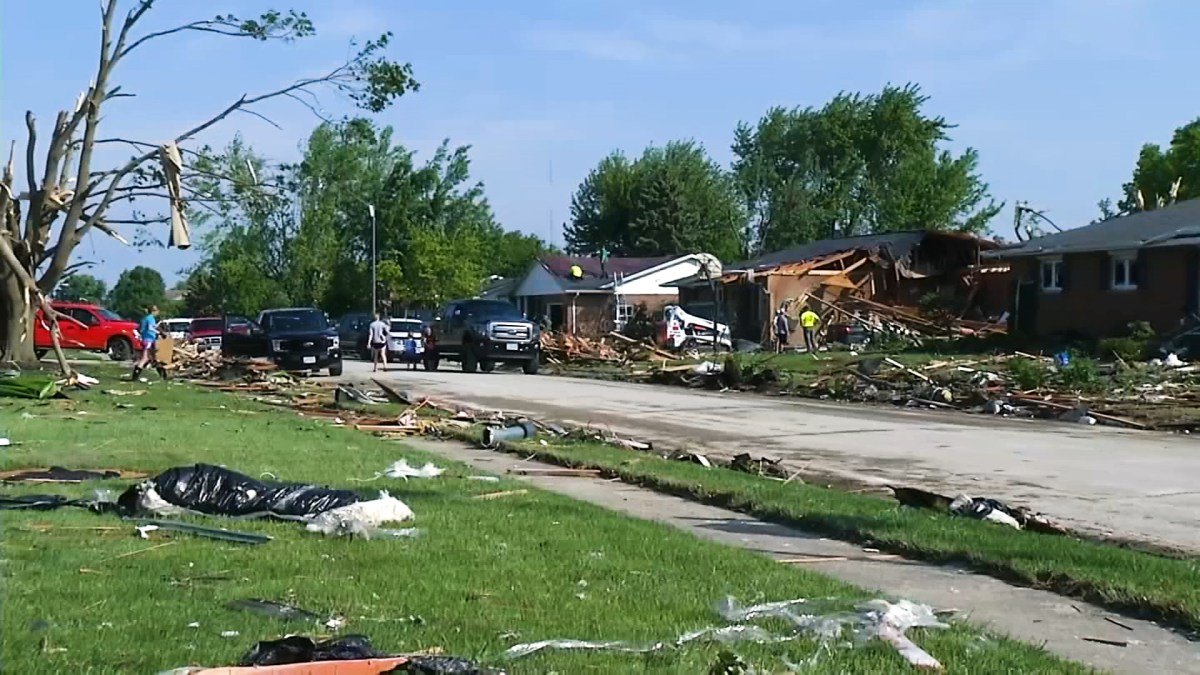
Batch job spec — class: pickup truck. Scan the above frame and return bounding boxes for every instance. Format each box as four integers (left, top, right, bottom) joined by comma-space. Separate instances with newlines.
34, 301, 142, 361
423, 299, 540, 374
221, 307, 343, 376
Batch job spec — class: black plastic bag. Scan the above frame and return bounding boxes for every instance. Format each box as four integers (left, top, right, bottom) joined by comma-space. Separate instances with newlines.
239, 635, 383, 666
120, 464, 361, 518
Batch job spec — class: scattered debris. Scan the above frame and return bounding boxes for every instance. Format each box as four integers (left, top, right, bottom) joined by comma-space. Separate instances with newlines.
890, 486, 1067, 535
474, 489, 528, 501
505, 595, 949, 671
483, 421, 537, 447
381, 459, 445, 480
0, 467, 147, 483
133, 519, 271, 545
508, 468, 600, 478
227, 599, 323, 623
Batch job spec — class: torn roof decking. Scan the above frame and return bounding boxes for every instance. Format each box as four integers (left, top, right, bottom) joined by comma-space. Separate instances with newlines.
988, 197, 1200, 258
667, 231, 995, 288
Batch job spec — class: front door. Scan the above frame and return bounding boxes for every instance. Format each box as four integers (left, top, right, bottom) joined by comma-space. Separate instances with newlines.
1013, 280, 1039, 335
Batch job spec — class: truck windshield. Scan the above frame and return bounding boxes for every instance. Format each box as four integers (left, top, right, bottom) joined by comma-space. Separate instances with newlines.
262, 310, 327, 332
462, 301, 523, 320
96, 308, 124, 321
190, 318, 223, 333
390, 320, 422, 332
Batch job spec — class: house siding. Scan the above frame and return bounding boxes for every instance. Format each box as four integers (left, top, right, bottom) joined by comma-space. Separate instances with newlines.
1015, 247, 1192, 337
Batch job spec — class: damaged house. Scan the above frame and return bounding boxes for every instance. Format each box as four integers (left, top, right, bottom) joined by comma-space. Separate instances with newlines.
513, 253, 718, 335
670, 231, 1008, 343
988, 198, 1200, 338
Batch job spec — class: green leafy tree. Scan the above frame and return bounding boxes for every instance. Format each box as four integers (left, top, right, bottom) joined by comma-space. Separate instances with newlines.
189, 118, 550, 317
109, 265, 166, 319
732, 83, 1000, 253
0, 2, 416, 368
565, 141, 746, 260
1112, 118, 1199, 214
54, 274, 108, 303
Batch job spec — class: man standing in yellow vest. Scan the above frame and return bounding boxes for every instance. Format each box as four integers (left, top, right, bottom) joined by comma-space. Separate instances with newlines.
799, 306, 821, 356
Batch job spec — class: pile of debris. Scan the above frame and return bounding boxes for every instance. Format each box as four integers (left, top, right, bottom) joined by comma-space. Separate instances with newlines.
807, 352, 1164, 429
540, 330, 679, 365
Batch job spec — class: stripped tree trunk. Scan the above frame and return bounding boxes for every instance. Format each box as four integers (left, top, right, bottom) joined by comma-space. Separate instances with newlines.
0, 272, 37, 368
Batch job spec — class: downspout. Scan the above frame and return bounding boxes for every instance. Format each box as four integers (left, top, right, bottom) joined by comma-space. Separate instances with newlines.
571, 293, 578, 335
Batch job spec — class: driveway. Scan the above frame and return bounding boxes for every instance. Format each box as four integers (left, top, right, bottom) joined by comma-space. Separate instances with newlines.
341, 360, 1200, 552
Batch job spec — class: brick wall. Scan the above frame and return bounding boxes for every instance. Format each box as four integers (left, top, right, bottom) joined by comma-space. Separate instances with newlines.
554, 293, 676, 336
1014, 247, 1193, 338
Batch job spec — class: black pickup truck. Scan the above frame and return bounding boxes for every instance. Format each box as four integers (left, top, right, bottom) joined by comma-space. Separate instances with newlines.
222, 307, 343, 376
423, 299, 540, 374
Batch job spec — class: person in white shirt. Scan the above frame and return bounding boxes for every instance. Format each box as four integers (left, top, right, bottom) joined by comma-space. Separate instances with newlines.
367, 313, 390, 372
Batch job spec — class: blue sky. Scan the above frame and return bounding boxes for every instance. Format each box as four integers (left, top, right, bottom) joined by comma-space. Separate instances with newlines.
3, 0, 1197, 286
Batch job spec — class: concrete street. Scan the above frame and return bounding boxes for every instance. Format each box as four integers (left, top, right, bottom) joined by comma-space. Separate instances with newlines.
343, 360, 1200, 553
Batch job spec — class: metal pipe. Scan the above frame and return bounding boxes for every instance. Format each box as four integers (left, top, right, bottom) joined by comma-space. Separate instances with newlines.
482, 421, 537, 447
369, 204, 377, 313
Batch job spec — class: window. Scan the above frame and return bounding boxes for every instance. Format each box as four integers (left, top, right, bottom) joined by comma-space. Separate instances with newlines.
1040, 257, 1063, 292
1111, 253, 1139, 290
68, 308, 100, 326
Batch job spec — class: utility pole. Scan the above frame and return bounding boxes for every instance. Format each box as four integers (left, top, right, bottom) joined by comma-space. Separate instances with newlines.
368, 204, 377, 314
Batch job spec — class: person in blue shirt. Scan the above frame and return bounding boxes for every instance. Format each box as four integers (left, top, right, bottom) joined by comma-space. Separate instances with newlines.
131, 305, 167, 380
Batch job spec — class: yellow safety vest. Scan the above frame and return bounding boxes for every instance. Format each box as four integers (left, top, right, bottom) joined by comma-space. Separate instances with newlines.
800, 311, 819, 328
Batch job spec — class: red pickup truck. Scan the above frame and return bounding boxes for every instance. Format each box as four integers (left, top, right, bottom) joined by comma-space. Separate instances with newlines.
34, 301, 143, 361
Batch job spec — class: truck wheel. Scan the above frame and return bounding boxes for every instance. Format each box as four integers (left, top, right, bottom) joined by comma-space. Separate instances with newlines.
328, 362, 343, 377
35, 349, 47, 360
461, 349, 478, 374
522, 357, 540, 375
480, 359, 495, 373
108, 337, 133, 362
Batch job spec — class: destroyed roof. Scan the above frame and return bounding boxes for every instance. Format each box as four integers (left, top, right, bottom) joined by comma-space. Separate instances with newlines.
733, 230, 993, 272
988, 198, 1200, 258
477, 277, 518, 299
540, 254, 674, 279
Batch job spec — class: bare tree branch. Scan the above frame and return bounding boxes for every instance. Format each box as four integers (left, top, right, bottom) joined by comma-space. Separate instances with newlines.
22, 113, 37, 197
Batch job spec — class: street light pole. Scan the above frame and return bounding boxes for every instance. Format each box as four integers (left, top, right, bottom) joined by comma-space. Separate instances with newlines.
368, 204, 377, 314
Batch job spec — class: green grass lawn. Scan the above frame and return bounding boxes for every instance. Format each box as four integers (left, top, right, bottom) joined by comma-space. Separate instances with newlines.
0, 374, 1090, 673
471, 433, 1200, 637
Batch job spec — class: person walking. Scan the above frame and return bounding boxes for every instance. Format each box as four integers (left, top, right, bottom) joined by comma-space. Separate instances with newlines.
367, 313, 390, 373
131, 305, 167, 380
799, 306, 822, 357
773, 308, 790, 354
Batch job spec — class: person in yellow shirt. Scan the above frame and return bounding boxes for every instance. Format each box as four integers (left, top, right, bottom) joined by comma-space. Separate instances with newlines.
799, 307, 821, 356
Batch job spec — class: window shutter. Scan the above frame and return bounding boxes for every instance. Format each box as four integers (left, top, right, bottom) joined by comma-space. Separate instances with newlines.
1060, 258, 1070, 291
1131, 252, 1143, 287
1100, 254, 1111, 290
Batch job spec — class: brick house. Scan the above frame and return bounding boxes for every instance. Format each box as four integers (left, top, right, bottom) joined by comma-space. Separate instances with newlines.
513, 253, 717, 335
987, 198, 1200, 338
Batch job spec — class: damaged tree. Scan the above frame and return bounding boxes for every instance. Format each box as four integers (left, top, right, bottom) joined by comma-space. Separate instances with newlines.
0, 0, 418, 369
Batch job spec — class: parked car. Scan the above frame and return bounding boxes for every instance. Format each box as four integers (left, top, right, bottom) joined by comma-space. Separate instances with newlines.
186, 317, 226, 352
221, 307, 343, 376
34, 301, 142, 361
335, 312, 374, 359
423, 299, 539, 374
159, 318, 193, 341
387, 317, 426, 363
